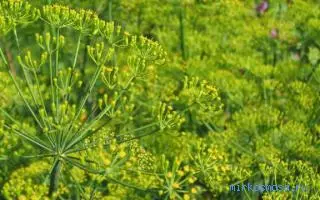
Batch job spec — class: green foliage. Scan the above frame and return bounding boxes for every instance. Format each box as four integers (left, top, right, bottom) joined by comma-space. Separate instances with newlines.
0, 0, 319, 199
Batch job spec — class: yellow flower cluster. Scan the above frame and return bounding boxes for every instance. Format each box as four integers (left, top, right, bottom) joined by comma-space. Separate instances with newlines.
2, 161, 69, 199
0, 0, 39, 26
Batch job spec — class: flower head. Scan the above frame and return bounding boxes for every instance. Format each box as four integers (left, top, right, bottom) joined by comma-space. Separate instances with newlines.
256, 0, 269, 15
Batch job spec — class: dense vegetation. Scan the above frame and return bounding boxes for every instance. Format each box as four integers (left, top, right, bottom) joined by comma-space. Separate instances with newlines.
0, 0, 319, 199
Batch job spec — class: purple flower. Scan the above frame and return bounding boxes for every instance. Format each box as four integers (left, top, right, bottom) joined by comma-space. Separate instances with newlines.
270, 28, 278, 39
256, 1, 269, 15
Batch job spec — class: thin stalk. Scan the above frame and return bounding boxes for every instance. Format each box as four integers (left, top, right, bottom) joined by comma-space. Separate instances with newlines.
306, 63, 318, 83
9, 70, 44, 128
49, 52, 55, 113
60, 63, 107, 152
65, 121, 159, 154
70, 120, 159, 154
13, 27, 20, 53
63, 120, 112, 154
80, 36, 89, 73
63, 88, 126, 151
18, 62, 40, 111
65, 157, 156, 192
55, 28, 61, 122
60, 105, 100, 151
17, 60, 50, 130
62, 32, 83, 125
105, 176, 158, 192
64, 157, 104, 174
20, 153, 55, 159
89, 185, 97, 200
1, 46, 44, 128
56, 33, 83, 151
119, 127, 161, 144
63, 104, 112, 152
1, 105, 55, 149
4, 124, 52, 152
32, 68, 50, 121
64, 64, 104, 137
118, 122, 158, 137
65, 32, 82, 102
72, 33, 82, 68
0, 107, 19, 124
0, 46, 7, 65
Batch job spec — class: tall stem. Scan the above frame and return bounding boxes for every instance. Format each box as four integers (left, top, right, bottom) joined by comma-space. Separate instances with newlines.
65, 32, 82, 103
55, 28, 61, 122
49, 52, 55, 113
13, 27, 20, 54
49, 160, 62, 197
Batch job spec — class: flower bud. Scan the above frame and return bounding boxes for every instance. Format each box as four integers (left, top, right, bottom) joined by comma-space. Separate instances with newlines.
40, 52, 48, 64
59, 35, 65, 47
45, 32, 51, 49
98, 98, 103, 109
77, 81, 83, 88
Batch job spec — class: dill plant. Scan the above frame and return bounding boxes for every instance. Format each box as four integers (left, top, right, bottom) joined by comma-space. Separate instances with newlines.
101, 0, 320, 199
1, 0, 319, 199
0, 0, 196, 198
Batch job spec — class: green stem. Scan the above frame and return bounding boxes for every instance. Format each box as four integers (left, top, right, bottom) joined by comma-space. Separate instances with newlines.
32, 68, 49, 120
0, 46, 8, 66
63, 104, 112, 152
13, 27, 20, 54
49, 52, 55, 113
60, 105, 99, 151
64, 157, 104, 174
73, 33, 82, 66
10, 71, 44, 128
118, 127, 161, 144
55, 28, 61, 122
106, 176, 151, 191
64, 64, 104, 134
17, 59, 42, 117
64, 32, 82, 106
49, 160, 62, 197
118, 122, 159, 137
3, 124, 52, 152
1, 47, 44, 128
58, 32, 83, 148
31, 68, 57, 147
